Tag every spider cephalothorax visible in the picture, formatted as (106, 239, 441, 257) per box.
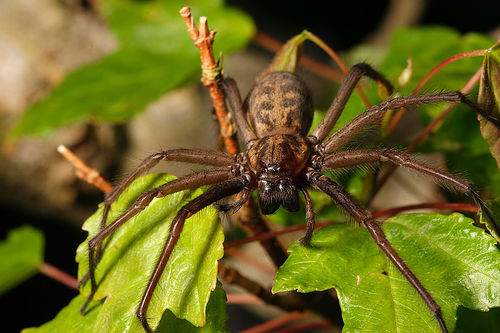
(79, 63, 500, 333)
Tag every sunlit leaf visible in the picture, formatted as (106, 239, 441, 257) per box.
(274, 213, 500, 332)
(0, 226, 44, 295)
(22, 284, 228, 333)
(76, 173, 224, 332)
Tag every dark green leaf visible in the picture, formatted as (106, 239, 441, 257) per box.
(273, 213, 500, 332)
(455, 306, 500, 333)
(76, 173, 224, 331)
(478, 43, 500, 169)
(10, 0, 254, 140)
(0, 226, 44, 295)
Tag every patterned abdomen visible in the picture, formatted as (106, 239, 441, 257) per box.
(247, 71, 314, 137)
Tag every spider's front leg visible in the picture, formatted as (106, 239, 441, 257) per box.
(309, 63, 394, 143)
(136, 177, 246, 333)
(79, 148, 234, 313)
(307, 171, 449, 333)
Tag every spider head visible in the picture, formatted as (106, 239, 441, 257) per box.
(247, 135, 310, 215)
(257, 175, 300, 215)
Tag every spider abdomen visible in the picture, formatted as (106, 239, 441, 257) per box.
(248, 71, 313, 137)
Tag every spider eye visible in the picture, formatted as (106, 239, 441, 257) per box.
(258, 179, 299, 214)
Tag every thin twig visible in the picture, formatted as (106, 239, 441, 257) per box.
(240, 311, 306, 333)
(226, 293, 263, 304)
(57, 144, 112, 193)
(39, 262, 78, 290)
(180, 7, 238, 154)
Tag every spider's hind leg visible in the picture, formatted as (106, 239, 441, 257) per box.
(309, 172, 449, 333)
(298, 188, 316, 247)
(136, 178, 245, 333)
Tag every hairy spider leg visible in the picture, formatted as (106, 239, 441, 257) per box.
(322, 91, 500, 153)
(309, 63, 394, 143)
(298, 188, 316, 247)
(79, 148, 233, 281)
(308, 172, 448, 333)
(82, 149, 235, 278)
(79, 166, 233, 314)
(137, 178, 245, 333)
(321, 149, 500, 234)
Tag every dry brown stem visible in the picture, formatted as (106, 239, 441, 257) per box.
(180, 6, 238, 154)
(57, 144, 112, 193)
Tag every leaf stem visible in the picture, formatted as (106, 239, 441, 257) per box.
(38, 262, 78, 290)
(239, 311, 306, 333)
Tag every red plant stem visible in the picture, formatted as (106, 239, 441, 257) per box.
(240, 311, 306, 333)
(413, 49, 486, 95)
(38, 262, 78, 290)
(373, 202, 477, 219)
(224, 202, 478, 249)
(385, 49, 486, 136)
(226, 293, 263, 304)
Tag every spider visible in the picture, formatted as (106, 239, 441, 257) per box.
(79, 63, 500, 333)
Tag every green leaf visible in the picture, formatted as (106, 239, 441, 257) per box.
(23, 283, 228, 333)
(0, 226, 44, 295)
(10, 0, 254, 140)
(76, 173, 224, 332)
(157, 283, 229, 333)
(273, 213, 500, 332)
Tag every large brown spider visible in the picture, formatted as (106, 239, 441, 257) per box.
(79, 63, 500, 333)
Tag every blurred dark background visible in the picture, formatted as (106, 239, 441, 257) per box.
(1, 0, 500, 332)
